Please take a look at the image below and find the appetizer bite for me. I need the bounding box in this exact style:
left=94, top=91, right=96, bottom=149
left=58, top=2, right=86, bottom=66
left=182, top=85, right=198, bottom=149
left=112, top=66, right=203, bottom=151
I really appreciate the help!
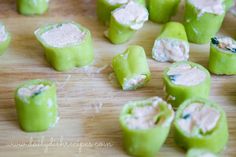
left=186, top=149, right=218, bottom=157
left=163, top=61, right=211, bottom=108
left=96, top=0, right=145, bottom=25
left=17, top=0, right=49, bottom=15
left=119, top=97, right=174, bottom=157
left=152, top=22, right=189, bottom=62
left=209, top=36, right=236, bottom=75
left=184, top=0, right=226, bottom=44
left=174, top=98, right=228, bottom=153
left=15, top=79, right=58, bottom=132
left=112, top=45, right=150, bottom=90
left=0, top=23, right=11, bottom=56
left=35, top=22, right=94, bottom=71
left=147, top=0, right=180, bottom=23
left=106, top=1, right=148, bottom=44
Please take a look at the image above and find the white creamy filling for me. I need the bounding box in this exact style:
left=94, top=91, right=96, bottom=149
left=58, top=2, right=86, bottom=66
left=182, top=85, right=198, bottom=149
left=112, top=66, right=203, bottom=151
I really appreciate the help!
left=216, top=36, right=236, bottom=53
left=0, top=25, right=7, bottom=42
left=189, top=0, right=225, bottom=15
left=123, top=75, right=146, bottom=90
left=112, top=1, right=148, bottom=30
left=201, top=153, right=217, bottom=157
left=178, top=103, right=220, bottom=135
left=18, top=84, right=49, bottom=97
left=125, top=97, right=174, bottom=129
left=40, top=23, right=85, bottom=48
left=106, top=0, right=128, bottom=5
left=152, top=38, right=190, bottom=62
left=167, top=64, right=206, bottom=86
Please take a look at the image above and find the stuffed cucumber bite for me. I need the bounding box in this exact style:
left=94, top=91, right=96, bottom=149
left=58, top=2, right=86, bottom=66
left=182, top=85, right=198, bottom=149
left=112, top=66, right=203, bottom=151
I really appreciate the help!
left=209, top=36, right=236, bottom=75
left=0, top=23, right=11, bottom=56
left=35, top=21, right=94, bottom=71
left=186, top=149, right=218, bottom=157
left=163, top=61, right=211, bottom=108
left=174, top=98, right=228, bottom=153
left=106, top=1, right=148, bottom=44
left=120, top=97, right=174, bottom=157
left=15, top=79, right=58, bottom=132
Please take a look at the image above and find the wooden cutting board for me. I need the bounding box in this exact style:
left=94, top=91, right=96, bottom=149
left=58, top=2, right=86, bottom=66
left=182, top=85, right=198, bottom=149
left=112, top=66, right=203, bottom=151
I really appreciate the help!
left=0, top=0, right=235, bottom=156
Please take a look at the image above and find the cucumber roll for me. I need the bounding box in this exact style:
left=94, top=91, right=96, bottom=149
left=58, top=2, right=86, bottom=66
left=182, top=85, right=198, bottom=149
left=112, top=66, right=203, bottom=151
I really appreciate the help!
left=15, top=79, right=58, bottom=132
left=186, top=149, right=218, bottom=157
left=184, top=0, right=226, bottom=44
left=120, top=97, right=174, bottom=157
left=209, top=36, right=236, bottom=75
left=17, top=0, right=49, bottom=15
left=147, top=0, right=180, bottom=23
left=152, top=22, right=190, bottom=62
left=174, top=98, right=228, bottom=153
left=163, top=61, right=211, bottom=108
left=106, top=1, right=148, bottom=44
left=112, top=45, right=150, bottom=90
left=0, top=23, right=11, bottom=56
left=35, top=21, right=94, bottom=71
left=96, top=0, right=146, bottom=25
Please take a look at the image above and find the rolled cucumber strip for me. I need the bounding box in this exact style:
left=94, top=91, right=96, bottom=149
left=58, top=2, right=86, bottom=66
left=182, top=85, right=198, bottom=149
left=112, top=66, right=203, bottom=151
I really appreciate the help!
left=184, top=0, right=226, bottom=44
left=15, top=79, right=58, bottom=132
left=209, top=36, right=236, bottom=75
left=152, top=22, right=190, bottom=62
left=106, top=1, right=148, bottom=44
left=112, top=45, right=150, bottom=90
left=17, top=0, right=49, bottom=15
left=163, top=61, right=211, bottom=108
left=0, top=23, right=11, bottom=56
left=174, top=98, right=228, bottom=153
left=120, top=97, right=174, bottom=157
left=96, top=0, right=146, bottom=25
left=35, top=21, right=94, bottom=71
left=148, top=0, right=180, bottom=23
left=186, top=149, right=218, bottom=157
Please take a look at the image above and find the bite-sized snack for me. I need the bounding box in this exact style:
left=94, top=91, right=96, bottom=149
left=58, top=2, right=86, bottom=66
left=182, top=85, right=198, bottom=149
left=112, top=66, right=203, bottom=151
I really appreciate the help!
left=147, top=0, right=180, bottom=23
left=17, top=0, right=49, bottom=15
left=209, top=36, right=236, bottom=75
left=186, top=149, right=218, bottom=157
left=120, top=97, right=174, bottom=157
left=0, top=23, right=11, bottom=56
left=152, top=22, right=189, bottom=62
left=106, top=1, right=149, bottom=44
left=35, top=22, right=94, bottom=71
left=163, top=61, right=211, bottom=108
left=112, top=45, right=150, bottom=90
left=184, top=0, right=226, bottom=44
left=15, top=79, right=58, bottom=132
left=96, top=0, right=146, bottom=25
left=174, top=98, right=228, bottom=153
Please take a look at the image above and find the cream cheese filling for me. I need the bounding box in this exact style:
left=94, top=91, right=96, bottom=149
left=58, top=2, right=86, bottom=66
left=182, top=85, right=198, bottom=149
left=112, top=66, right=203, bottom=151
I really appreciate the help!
left=167, top=63, right=206, bottom=86
left=123, top=75, right=146, bottom=90
left=0, top=25, right=7, bottom=42
left=125, top=97, right=174, bottom=129
left=152, top=38, right=190, bottom=62
left=106, top=0, right=128, bottom=5
left=40, top=23, right=85, bottom=48
left=201, top=153, right=217, bottom=157
left=189, top=0, right=225, bottom=15
left=112, top=1, right=148, bottom=30
left=212, top=36, right=236, bottom=53
left=178, top=103, right=220, bottom=135
left=18, top=84, right=49, bottom=97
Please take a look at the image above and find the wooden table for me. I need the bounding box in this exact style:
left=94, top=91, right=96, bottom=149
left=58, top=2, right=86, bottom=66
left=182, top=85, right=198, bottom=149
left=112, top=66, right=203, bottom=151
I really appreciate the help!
left=0, top=0, right=236, bottom=156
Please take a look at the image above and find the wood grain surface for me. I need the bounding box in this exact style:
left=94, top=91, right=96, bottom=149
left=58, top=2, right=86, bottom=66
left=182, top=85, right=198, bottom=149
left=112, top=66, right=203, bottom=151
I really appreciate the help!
left=0, top=0, right=236, bottom=157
